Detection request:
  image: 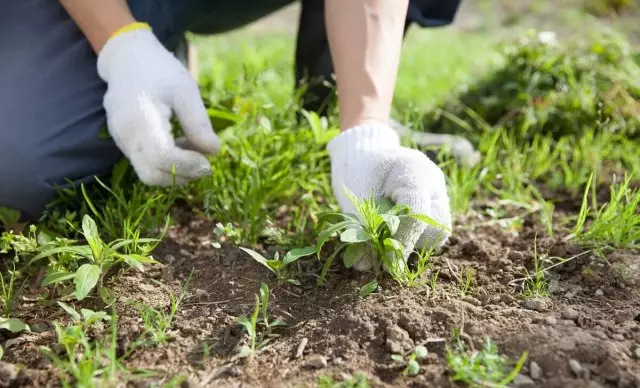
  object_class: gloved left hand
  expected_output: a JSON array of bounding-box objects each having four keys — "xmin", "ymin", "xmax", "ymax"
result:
[
  {"xmin": 97, "ymin": 26, "xmax": 220, "ymax": 186},
  {"xmin": 328, "ymin": 123, "xmax": 452, "ymax": 271}
]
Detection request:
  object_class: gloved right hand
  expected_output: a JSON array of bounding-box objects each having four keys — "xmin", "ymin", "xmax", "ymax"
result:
[{"xmin": 97, "ymin": 24, "xmax": 220, "ymax": 186}]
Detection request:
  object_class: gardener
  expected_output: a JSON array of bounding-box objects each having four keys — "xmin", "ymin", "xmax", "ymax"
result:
[{"xmin": 0, "ymin": 0, "xmax": 457, "ymax": 266}]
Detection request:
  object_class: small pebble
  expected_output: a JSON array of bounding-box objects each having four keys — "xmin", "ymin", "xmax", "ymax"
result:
[
  {"xmin": 295, "ymin": 338, "xmax": 308, "ymax": 359},
  {"xmin": 562, "ymin": 307, "xmax": 579, "ymax": 320},
  {"xmin": 530, "ymin": 361, "xmax": 542, "ymax": 380},
  {"xmin": 592, "ymin": 331, "xmax": 608, "ymax": 340},
  {"xmin": 558, "ymin": 338, "xmax": 577, "ymax": 352},
  {"xmin": 304, "ymin": 355, "xmax": 328, "ymax": 369},
  {"xmin": 523, "ymin": 298, "xmax": 549, "ymax": 312},
  {"xmin": 595, "ymin": 289, "xmax": 604, "ymax": 297},
  {"xmin": 513, "ymin": 374, "xmax": 535, "ymax": 387},
  {"xmin": 194, "ymin": 289, "xmax": 208, "ymax": 298},
  {"xmin": 569, "ymin": 359, "xmax": 585, "ymax": 378},
  {"xmin": 544, "ymin": 316, "xmax": 558, "ymax": 326},
  {"xmin": 228, "ymin": 366, "xmax": 242, "ymax": 377},
  {"xmin": 634, "ymin": 348, "xmax": 640, "ymax": 360}
]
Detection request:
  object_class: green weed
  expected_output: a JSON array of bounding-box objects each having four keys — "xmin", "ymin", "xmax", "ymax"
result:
[
  {"xmin": 317, "ymin": 372, "xmax": 370, "ymax": 388},
  {"xmin": 458, "ymin": 267, "xmax": 476, "ymax": 297},
  {"xmin": 236, "ymin": 282, "xmax": 286, "ymax": 359},
  {"xmin": 316, "ymin": 193, "xmax": 448, "ymax": 285},
  {"xmin": 240, "ymin": 246, "xmax": 316, "ymax": 285},
  {"xmin": 40, "ymin": 311, "xmax": 124, "ymax": 387},
  {"xmin": 446, "ymin": 335, "xmax": 528, "ymax": 387},
  {"xmin": 30, "ymin": 215, "xmax": 158, "ymax": 301},
  {"xmin": 573, "ymin": 174, "xmax": 640, "ymax": 248},
  {"xmin": 391, "ymin": 345, "xmax": 429, "ymax": 376},
  {"xmin": 134, "ymin": 274, "xmax": 191, "ymax": 346},
  {"xmin": 520, "ymin": 237, "xmax": 550, "ymax": 299}
]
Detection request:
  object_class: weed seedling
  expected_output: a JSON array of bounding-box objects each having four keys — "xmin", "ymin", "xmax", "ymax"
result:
[
  {"xmin": 317, "ymin": 372, "xmax": 370, "ymax": 388},
  {"xmin": 57, "ymin": 302, "xmax": 112, "ymax": 330},
  {"xmin": 391, "ymin": 345, "xmax": 429, "ymax": 376},
  {"xmin": 458, "ymin": 266, "xmax": 475, "ymax": 297},
  {"xmin": 134, "ymin": 275, "xmax": 191, "ymax": 346},
  {"xmin": 573, "ymin": 174, "xmax": 640, "ymax": 248},
  {"xmin": 316, "ymin": 191, "xmax": 448, "ymax": 285},
  {"xmin": 520, "ymin": 237, "xmax": 550, "ymax": 299},
  {"xmin": 359, "ymin": 280, "xmax": 379, "ymax": 298},
  {"xmin": 236, "ymin": 282, "xmax": 286, "ymax": 359},
  {"xmin": 212, "ymin": 222, "xmax": 240, "ymax": 248},
  {"xmin": 0, "ymin": 263, "xmax": 19, "ymax": 318},
  {"xmin": 446, "ymin": 335, "xmax": 528, "ymax": 387},
  {"xmin": 240, "ymin": 246, "xmax": 316, "ymax": 285},
  {"xmin": 30, "ymin": 215, "xmax": 159, "ymax": 301}
]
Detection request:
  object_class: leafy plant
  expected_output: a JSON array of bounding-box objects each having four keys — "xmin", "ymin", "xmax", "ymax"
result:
[
  {"xmin": 520, "ymin": 237, "xmax": 550, "ymax": 299},
  {"xmin": 133, "ymin": 274, "xmax": 191, "ymax": 346},
  {"xmin": 317, "ymin": 373, "xmax": 370, "ymax": 388},
  {"xmin": 573, "ymin": 174, "xmax": 640, "ymax": 248},
  {"xmin": 0, "ymin": 263, "xmax": 20, "ymax": 318},
  {"xmin": 446, "ymin": 335, "xmax": 528, "ymax": 387},
  {"xmin": 240, "ymin": 246, "xmax": 316, "ymax": 285},
  {"xmin": 30, "ymin": 215, "xmax": 158, "ymax": 301},
  {"xmin": 316, "ymin": 192, "xmax": 448, "ymax": 285},
  {"xmin": 359, "ymin": 280, "xmax": 379, "ymax": 298},
  {"xmin": 236, "ymin": 282, "xmax": 286, "ymax": 359},
  {"xmin": 458, "ymin": 266, "xmax": 476, "ymax": 297},
  {"xmin": 391, "ymin": 345, "xmax": 429, "ymax": 376},
  {"xmin": 212, "ymin": 222, "xmax": 240, "ymax": 248},
  {"xmin": 57, "ymin": 302, "xmax": 112, "ymax": 330},
  {"xmin": 0, "ymin": 317, "xmax": 30, "ymax": 333}
]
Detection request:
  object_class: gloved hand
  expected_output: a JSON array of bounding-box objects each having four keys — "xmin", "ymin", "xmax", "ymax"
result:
[
  {"xmin": 328, "ymin": 123, "xmax": 452, "ymax": 271},
  {"xmin": 97, "ymin": 26, "xmax": 220, "ymax": 186}
]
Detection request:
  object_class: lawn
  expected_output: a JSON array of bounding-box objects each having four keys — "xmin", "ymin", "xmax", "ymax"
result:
[{"xmin": 1, "ymin": 1, "xmax": 640, "ymax": 387}]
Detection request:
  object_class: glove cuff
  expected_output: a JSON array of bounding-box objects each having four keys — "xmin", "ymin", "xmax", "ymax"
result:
[
  {"xmin": 97, "ymin": 28, "xmax": 164, "ymax": 82},
  {"xmin": 327, "ymin": 123, "xmax": 400, "ymax": 157}
]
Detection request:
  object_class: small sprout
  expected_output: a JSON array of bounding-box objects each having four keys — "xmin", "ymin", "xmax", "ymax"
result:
[
  {"xmin": 240, "ymin": 246, "xmax": 316, "ymax": 285},
  {"xmin": 359, "ymin": 280, "xmax": 379, "ymax": 298},
  {"xmin": 391, "ymin": 345, "xmax": 429, "ymax": 376}
]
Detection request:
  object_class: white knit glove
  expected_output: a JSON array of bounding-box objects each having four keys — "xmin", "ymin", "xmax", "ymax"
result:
[
  {"xmin": 328, "ymin": 124, "xmax": 452, "ymax": 271},
  {"xmin": 97, "ymin": 29, "xmax": 220, "ymax": 186}
]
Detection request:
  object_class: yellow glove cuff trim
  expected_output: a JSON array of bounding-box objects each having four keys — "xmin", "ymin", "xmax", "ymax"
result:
[{"xmin": 111, "ymin": 22, "xmax": 152, "ymax": 39}]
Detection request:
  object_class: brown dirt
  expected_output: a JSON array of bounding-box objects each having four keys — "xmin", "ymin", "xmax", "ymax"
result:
[{"xmin": 3, "ymin": 201, "xmax": 640, "ymax": 388}]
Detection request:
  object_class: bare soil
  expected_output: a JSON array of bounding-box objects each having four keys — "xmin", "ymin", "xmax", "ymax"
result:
[{"xmin": 3, "ymin": 197, "xmax": 640, "ymax": 387}]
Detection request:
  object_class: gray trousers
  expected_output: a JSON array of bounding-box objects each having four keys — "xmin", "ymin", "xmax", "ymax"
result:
[{"xmin": 0, "ymin": 0, "xmax": 460, "ymax": 221}]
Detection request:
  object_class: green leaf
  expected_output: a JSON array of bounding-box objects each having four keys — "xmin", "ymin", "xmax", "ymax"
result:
[
  {"xmin": 408, "ymin": 214, "xmax": 450, "ymax": 231},
  {"xmin": 359, "ymin": 280, "xmax": 378, "ymax": 297},
  {"xmin": 259, "ymin": 282, "xmax": 269, "ymax": 314},
  {"xmin": 407, "ymin": 359, "xmax": 420, "ymax": 376},
  {"xmin": 266, "ymin": 260, "xmax": 282, "ymax": 270},
  {"xmin": 82, "ymin": 215, "xmax": 103, "ymax": 259},
  {"xmin": 340, "ymin": 228, "xmax": 371, "ymax": 243},
  {"xmin": 383, "ymin": 238, "xmax": 404, "ymax": 253},
  {"xmin": 28, "ymin": 245, "xmax": 92, "ymax": 266},
  {"xmin": 236, "ymin": 317, "xmax": 254, "ymax": 336},
  {"xmin": 414, "ymin": 345, "xmax": 428, "ymax": 359},
  {"xmin": 74, "ymin": 264, "xmax": 101, "ymax": 301},
  {"xmin": 110, "ymin": 158, "xmax": 130, "ymax": 188},
  {"xmin": 57, "ymin": 301, "xmax": 81, "ymax": 321},
  {"xmin": 380, "ymin": 214, "xmax": 400, "ymax": 235},
  {"xmin": 282, "ymin": 246, "xmax": 316, "ymax": 266},
  {"xmin": 343, "ymin": 243, "xmax": 368, "ymax": 268},
  {"xmin": 99, "ymin": 286, "xmax": 116, "ymax": 306},
  {"xmin": 390, "ymin": 354, "xmax": 404, "ymax": 363},
  {"xmin": 0, "ymin": 318, "xmax": 30, "ymax": 333},
  {"xmin": 0, "ymin": 207, "xmax": 21, "ymax": 228},
  {"xmin": 80, "ymin": 309, "xmax": 111, "ymax": 324},
  {"xmin": 120, "ymin": 254, "xmax": 157, "ymax": 271},
  {"xmin": 287, "ymin": 279, "xmax": 301, "ymax": 286},
  {"xmin": 240, "ymin": 248, "xmax": 275, "ymax": 274},
  {"xmin": 41, "ymin": 271, "xmax": 75, "ymax": 287},
  {"xmin": 377, "ymin": 198, "xmax": 395, "ymax": 214},
  {"xmin": 0, "ymin": 344, "xmax": 4, "ymax": 360},
  {"xmin": 316, "ymin": 220, "xmax": 360, "ymax": 257}
]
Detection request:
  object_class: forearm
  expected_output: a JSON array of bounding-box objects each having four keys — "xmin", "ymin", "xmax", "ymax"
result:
[
  {"xmin": 59, "ymin": 0, "xmax": 136, "ymax": 53},
  {"xmin": 325, "ymin": 0, "xmax": 408, "ymax": 130}
]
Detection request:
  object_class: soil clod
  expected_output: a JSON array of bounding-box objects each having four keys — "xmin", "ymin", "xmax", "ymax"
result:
[
  {"xmin": 530, "ymin": 361, "xmax": 542, "ymax": 380},
  {"xmin": 303, "ymin": 355, "xmax": 328, "ymax": 369},
  {"xmin": 385, "ymin": 324, "xmax": 414, "ymax": 354}
]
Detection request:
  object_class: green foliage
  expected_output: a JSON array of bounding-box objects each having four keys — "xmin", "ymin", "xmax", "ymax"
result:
[
  {"xmin": 133, "ymin": 274, "xmax": 191, "ymax": 347},
  {"xmin": 198, "ymin": 111, "xmax": 335, "ymax": 245},
  {"xmin": 316, "ymin": 193, "xmax": 447, "ymax": 285},
  {"xmin": 447, "ymin": 335, "xmax": 528, "ymax": 387},
  {"xmin": 585, "ymin": 0, "xmax": 637, "ymax": 16},
  {"xmin": 574, "ymin": 174, "xmax": 640, "ymax": 248},
  {"xmin": 391, "ymin": 345, "xmax": 429, "ymax": 376},
  {"xmin": 0, "ymin": 317, "xmax": 30, "ymax": 333},
  {"xmin": 426, "ymin": 30, "xmax": 640, "ymax": 142},
  {"xmin": 30, "ymin": 215, "xmax": 158, "ymax": 301},
  {"xmin": 317, "ymin": 373, "xmax": 370, "ymax": 388},
  {"xmin": 236, "ymin": 282, "xmax": 286, "ymax": 359},
  {"xmin": 40, "ymin": 312, "xmax": 124, "ymax": 387},
  {"xmin": 240, "ymin": 246, "xmax": 316, "ymax": 285}
]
